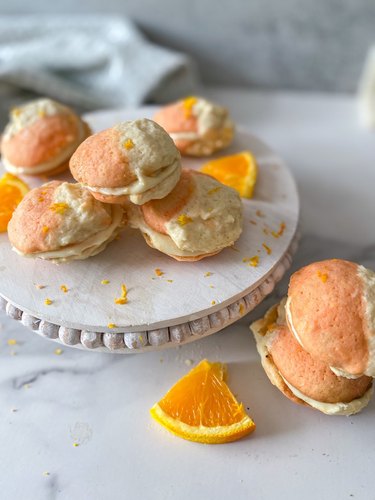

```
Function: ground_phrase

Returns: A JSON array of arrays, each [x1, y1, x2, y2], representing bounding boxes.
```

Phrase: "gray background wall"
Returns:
[[1, 0, 375, 93]]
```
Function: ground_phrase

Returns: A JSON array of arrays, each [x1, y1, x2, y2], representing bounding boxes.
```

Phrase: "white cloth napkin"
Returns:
[[0, 15, 198, 109]]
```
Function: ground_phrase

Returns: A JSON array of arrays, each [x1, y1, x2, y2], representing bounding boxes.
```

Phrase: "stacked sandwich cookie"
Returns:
[[251, 259, 375, 415], [69, 118, 243, 262]]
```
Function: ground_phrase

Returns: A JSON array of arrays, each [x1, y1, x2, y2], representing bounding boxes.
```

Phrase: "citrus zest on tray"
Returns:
[[200, 151, 258, 198], [0, 173, 29, 232], [150, 359, 256, 444]]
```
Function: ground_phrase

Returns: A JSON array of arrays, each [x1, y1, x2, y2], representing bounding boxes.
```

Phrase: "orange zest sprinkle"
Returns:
[[271, 222, 286, 239], [317, 271, 328, 283], [60, 285, 68, 293], [155, 268, 164, 277], [207, 186, 222, 195], [262, 243, 272, 255], [176, 214, 193, 226], [7, 339, 17, 346], [123, 139, 134, 150], [108, 323, 117, 329], [42, 226, 49, 234], [114, 297, 128, 305], [49, 202, 69, 214], [44, 298, 53, 306], [211, 300, 216, 305], [167, 280, 173, 283], [243, 255, 259, 267], [204, 272, 213, 277], [11, 107, 21, 117], [182, 96, 197, 118], [101, 280, 110, 285], [37, 109, 46, 118], [73, 442, 79, 447], [114, 283, 128, 305], [54, 348, 63, 355]]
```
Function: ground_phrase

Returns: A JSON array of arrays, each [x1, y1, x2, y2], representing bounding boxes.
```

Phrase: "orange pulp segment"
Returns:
[[201, 151, 258, 198], [0, 173, 29, 232], [150, 359, 255, 444]]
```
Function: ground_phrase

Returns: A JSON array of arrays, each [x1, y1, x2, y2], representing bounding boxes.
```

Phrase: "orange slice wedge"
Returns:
[[150, 359, 256, 444], [0, 173, 29, 232], [201, 151, 258, 198]]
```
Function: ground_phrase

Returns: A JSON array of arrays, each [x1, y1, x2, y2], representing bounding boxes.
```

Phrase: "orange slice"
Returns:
[[201, 151, 258, 198], [150, 359, 255, 444], [0, 173, 29, 232]]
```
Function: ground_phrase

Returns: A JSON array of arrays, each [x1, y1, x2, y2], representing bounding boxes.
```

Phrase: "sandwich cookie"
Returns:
[[128, 169, 243, 261], [1, 98, 91, 176], [8, 181, 124, 264], [153, 96, 234, 156], [286, 259, 375, 379], [251, 301, 373, 416], [70, 118, 181, 205]]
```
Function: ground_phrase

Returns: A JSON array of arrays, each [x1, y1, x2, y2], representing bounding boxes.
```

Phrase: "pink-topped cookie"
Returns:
[[1, 99, 91, 176], [8, 181, 124, 263], [70, 119, 181, 205], [128, 169, 242, 261], [154, 96, 234, 157], [286, 259, 375, 379]]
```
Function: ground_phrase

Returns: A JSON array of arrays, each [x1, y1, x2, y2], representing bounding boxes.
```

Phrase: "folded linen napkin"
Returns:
[[0, 15, 198, 110]]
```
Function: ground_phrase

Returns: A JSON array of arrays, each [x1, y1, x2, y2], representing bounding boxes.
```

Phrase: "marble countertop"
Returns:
[[1, 88, 375, 500]]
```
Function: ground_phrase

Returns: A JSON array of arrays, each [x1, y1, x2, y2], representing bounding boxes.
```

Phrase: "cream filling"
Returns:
[[358, 265, 375, 377], [280, 375, 373, 416], [13, 205, 123, 264], [282, 297, 307, 348], [169, 131, 200, 141], [134, 215, 206, 257], [3, 119, 86, 175], [84, 158, 180, 204]]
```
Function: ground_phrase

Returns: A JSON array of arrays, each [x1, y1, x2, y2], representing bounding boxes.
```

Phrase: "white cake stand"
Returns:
[[0, 107, 300, 353]]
